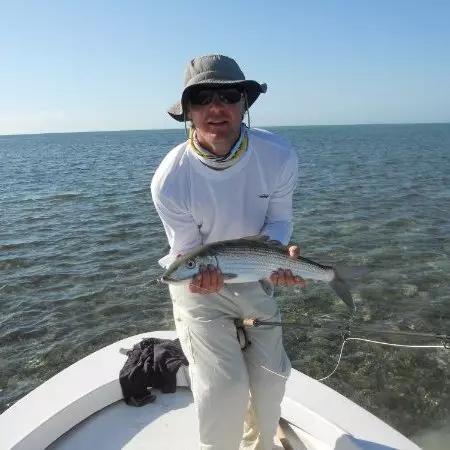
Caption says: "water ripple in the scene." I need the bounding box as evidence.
[0,125,449,440]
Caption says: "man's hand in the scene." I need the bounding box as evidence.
[189,265,224,294]
[270,245,306,287]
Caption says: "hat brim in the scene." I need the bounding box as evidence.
[167,80,267,122]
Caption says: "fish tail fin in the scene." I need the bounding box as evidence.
[332,264,369,280]
[329,264,366,311]
[330,275,355,311]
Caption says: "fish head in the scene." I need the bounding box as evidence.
[161,254,215,284]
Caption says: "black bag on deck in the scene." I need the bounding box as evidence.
[119,337,188,407]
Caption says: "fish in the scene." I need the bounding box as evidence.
[160,235,364,310]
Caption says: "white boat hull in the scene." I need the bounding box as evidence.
[0,330,420,450]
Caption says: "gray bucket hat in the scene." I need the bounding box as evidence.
[167,54,267,122]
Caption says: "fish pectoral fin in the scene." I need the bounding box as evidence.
[241,234,271,242]
[222,273,238,280]
[267,239,283,246]
[330,277,355,311]
[241,234,285,248]
[259,279,275,296]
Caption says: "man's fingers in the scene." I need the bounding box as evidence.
[200,266,211,291]
[270,269,306,288]
[285,270,295,286]
[189,266,223,294]
[207,265,218,290]
[189,274,202,293]
[270,272,279,285]
[209,267,224,292]
[286,270,299,287]
[217,269,224,291]
[289,245,300,259]
[277,269,286,285]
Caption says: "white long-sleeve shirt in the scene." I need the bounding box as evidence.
[151,128,298,267]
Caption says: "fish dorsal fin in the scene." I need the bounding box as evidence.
[241,235,284,246]
[240,235,287,251]
[241,234,271,242]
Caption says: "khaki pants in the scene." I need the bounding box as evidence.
[169,282,291,450]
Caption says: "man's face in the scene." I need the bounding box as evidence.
[187,87,245,150]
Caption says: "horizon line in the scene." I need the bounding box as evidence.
[1,120,449,138]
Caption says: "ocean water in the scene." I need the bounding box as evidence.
[1,124,449,445]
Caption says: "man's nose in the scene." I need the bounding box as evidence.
[209,92,225,108]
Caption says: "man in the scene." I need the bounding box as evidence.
[151,54,303,450]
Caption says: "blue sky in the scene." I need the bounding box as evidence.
[1,0,450,134]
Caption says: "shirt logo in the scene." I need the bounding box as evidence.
[258,194,269,198]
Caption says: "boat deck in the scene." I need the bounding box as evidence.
[47,387,321,450]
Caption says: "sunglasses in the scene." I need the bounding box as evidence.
[189,88,243,106]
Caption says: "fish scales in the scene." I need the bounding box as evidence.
[199,242,335,282]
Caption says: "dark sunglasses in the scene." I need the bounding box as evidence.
[189,88,243,106]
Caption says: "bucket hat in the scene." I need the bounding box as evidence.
[167,54,267,122]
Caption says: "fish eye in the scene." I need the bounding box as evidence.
[185,258,196,269]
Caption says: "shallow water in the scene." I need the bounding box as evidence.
[1,124,449,444]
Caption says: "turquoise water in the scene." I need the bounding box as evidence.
[1,124,449,443]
